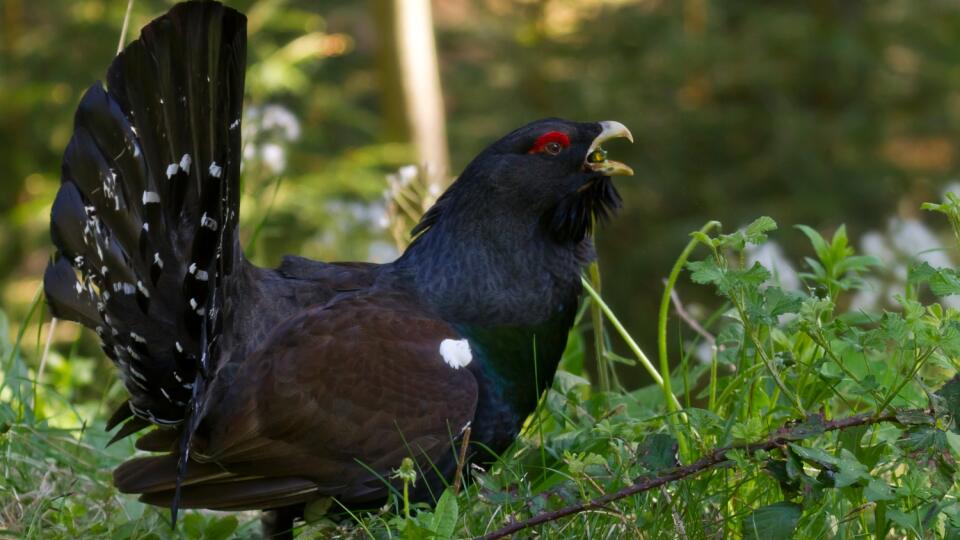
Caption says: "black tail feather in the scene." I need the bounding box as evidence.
[42,0,247,524]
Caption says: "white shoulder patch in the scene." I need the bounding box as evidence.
[439,338,472,369]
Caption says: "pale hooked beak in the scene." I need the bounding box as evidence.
[585,120,634,177]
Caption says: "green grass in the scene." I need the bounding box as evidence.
[6,199,960,538]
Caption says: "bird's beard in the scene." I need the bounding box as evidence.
[544,176,622,243]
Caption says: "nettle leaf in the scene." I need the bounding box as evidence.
[898,426,947,454]
[742,502,802,540]
[688,258,725,288]
[745,216,778,242]
[748,286,806,325]
[738,262,773,289]
[909,262,960,296]
[720,216,778,250]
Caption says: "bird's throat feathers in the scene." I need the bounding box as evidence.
[395,193,593,327]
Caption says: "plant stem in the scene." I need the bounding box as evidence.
[580,278,680,411]
[656,221,720,456]
[588,262,611,392]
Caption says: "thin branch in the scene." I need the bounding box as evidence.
[666,281,715,346]
[477,409,932,540]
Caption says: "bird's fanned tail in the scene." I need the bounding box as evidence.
[41,1,247,524]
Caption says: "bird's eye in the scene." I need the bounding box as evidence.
[528,131,570,155]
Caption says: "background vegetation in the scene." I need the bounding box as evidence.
[3,0,960,537]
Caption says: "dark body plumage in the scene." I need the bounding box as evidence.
[43,1,631,532]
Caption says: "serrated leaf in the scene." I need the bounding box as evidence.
[909,262,960,296]
[737,262,772,287]
[688,259,725,287]
[745,216,778,241]
[430,489,458,539]
[742,502,802,540]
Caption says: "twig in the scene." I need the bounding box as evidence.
[477,409,931,540]
[666,282,715,346]
[453,425,472,494]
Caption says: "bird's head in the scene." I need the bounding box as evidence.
[411,118,634,245]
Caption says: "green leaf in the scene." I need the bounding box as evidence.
[864,478,895,502]
[833,449,870,488]
[202,516,239,540]
[736,262,772,288]
[742,502,802,540]
[430,489,459,539]
[795,224,830,262]
[788,443,838,468]
[909,262,960,296]
[304,497,333,523]
[745,216,778,243]
[935,375,960,431]
[637,433,679,472]
[688,258,725,287]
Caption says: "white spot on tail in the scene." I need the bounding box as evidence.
[439,339,472,369]
[195,269,209,281]
[142,222,150,232]
[136,281,149,298]
[208,161,222,178]
[113,282,135,295]
[179,153,192,173]
[130,332,147,344]
[230,119,240,130]
[200,213,218,231]
[142,191,160,204]
[153,252,164,269]
[165,163,179,178]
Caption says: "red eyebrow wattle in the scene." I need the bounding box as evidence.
[529,131,570,154]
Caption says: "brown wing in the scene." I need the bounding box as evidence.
[114,291,478,510]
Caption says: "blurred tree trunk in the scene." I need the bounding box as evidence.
[373,0,450,188]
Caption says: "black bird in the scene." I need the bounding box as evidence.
[42,1,633,536]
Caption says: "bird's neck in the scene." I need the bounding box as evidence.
[391,211,591,327]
